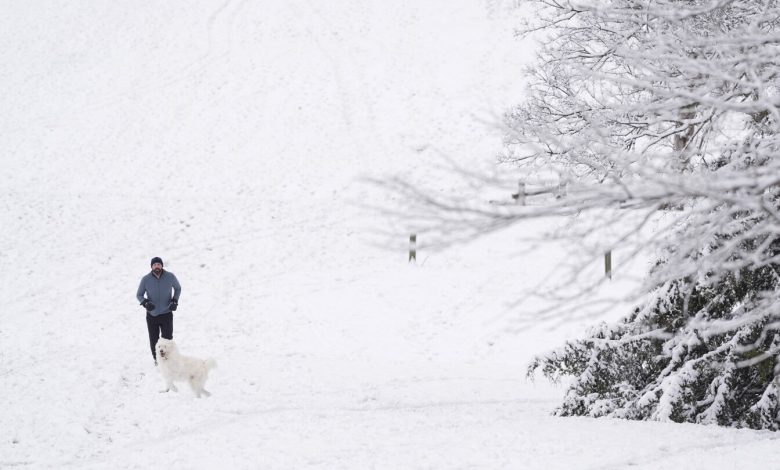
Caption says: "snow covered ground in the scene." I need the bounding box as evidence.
[1,1,779,468]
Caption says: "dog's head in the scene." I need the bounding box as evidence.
[155,338,178,361]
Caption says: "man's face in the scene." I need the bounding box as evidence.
[152,262,163,274]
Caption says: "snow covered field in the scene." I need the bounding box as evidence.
[2,1,779,468]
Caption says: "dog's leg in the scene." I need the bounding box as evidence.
[189,376,211,398]
[160,378,178,393]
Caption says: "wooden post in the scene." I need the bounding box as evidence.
[409,234,417,263]
[555,181,567,199]
[605,251,612,280]
[512,181,526,205]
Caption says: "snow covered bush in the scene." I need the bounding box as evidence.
[529,248,780,428]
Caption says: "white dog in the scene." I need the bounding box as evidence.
[155,338,216,398]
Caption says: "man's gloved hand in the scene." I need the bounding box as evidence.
[169,299,178,311]
[141,299,156,311]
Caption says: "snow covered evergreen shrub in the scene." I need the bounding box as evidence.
[530,238,780,429]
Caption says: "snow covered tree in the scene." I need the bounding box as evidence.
[374,0,780,428]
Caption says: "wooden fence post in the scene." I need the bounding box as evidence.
[409,234,417,264]
[512,181,526,205]
[605,251,612,279]
[556,181,567,199]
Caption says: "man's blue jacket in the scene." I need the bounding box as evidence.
[136,270,181,316]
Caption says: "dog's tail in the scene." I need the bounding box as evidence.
[205,358,217,370]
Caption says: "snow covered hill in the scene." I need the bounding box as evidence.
[2,1,779,468]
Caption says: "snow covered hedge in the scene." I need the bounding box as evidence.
[529,248,780,428]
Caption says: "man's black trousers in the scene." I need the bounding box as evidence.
[146,312,173,361]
